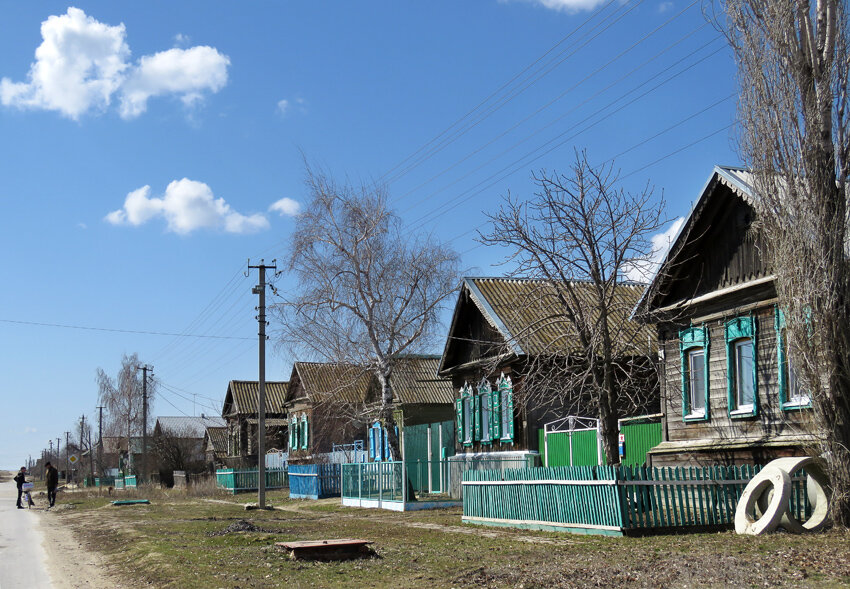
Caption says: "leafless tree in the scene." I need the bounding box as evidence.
[153,425,206,476]
[480,151,666,463]
[721,0,850,525]
[275,168,462,458]
[96,353,155,465]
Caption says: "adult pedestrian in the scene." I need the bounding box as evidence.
[45,462,59,508]
[13,467,27,509]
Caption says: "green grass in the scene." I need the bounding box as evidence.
[53,488,850,589]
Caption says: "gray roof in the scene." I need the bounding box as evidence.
[155,415,226,439]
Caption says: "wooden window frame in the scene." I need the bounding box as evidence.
[478,379,492,444]
[680,326,710,422]
[497,373,514,443]
[775,308,812,410]
[725,316,758,418]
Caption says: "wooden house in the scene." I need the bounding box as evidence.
[438,277,657,463]
[204,426,228,468]
[220,380,289,468]
[285,357,457,464]
[633,166,817,466]
[152,415,226,480]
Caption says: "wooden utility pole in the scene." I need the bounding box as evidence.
[136,365,152,483]
[249,259,276,509]
[80,416,85,483]
[64,432,70,482]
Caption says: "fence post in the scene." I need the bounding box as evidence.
[358,463,362,502]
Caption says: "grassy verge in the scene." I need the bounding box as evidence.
[50,487,850,588]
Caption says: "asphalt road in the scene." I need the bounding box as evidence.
[0,479,53,589]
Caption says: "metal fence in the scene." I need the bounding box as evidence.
[463,464,812,536]
[215,468,288,494]
[288,463,341,499]
[342,461,406,503]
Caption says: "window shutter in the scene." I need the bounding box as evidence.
[369,426,376,460]
[491,386,501,440]
[505,385,514,441]
[455,396,463,443]
[473,393,481,441]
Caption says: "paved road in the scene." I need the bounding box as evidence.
[0,479,53,589]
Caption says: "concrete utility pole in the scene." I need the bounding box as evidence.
[136,365,153,483]
[249,259,276,509]
[97,406,104,477]
[80,416,85,483]
[65,432,70,482]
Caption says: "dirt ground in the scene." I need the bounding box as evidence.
[41,488,850,588]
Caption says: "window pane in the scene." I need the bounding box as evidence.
[735,339,754,407]
[501,390,511,438]
[481,393,491,441]
[463,398,472,443]
[688,350,705,412]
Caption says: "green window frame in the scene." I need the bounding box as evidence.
[300,413,309,450]
[726,316,758,417]
[775,308,812,410]
[680,326,709,421]
[478,379,492,444]
[289,416,298,451]
[497,373,514,443]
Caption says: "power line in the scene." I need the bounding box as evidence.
[0,318,253,340]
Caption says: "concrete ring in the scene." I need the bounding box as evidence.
[735,466,792,535]
[767,457,830,533]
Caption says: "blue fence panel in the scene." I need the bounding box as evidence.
[288,463,341,499]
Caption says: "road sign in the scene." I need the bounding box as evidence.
[69,455,78,464]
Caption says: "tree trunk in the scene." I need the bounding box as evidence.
[377,371,416,502]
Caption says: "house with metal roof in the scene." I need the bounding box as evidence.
[152,415,227,480]
[438,277,658,465]
[220,380,289,468]
[632,166,817,466]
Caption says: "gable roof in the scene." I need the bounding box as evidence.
[222,380,289,417]
[204,426,227,455]
[439,277,651,374]
[389,356,455,405]
[632,165,767,319]
[289,362,375,404]
[155,415,226,439]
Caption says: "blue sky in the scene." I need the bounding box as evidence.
[0,0,738,469]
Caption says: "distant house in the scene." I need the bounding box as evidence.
[438,277,657,464]
[285,357,456,465]
[220,380,289,468]
[153,415,227,479]
[633,166,817,466]
[204,426,228,468]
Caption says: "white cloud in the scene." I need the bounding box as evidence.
[77,222,87,230]
[277,99,289,115]
[506,0,609,13]
[105,179,269,235]
[24,427,37,434]
[174,33,190,46]
[622,217,685,283]
[658,1,674,12]
[119,46,229,118]
[269,197,300,216]
[1,7,229,120]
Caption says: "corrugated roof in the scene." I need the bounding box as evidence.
[391,356,455,405]
[205,426,227,455]
[293,363,375,404]
[224,380,288,416]
[467,277,652,357]
[156,416,226,438]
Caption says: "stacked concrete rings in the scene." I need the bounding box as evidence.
[734,456,830,535]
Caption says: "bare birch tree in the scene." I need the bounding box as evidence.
[480,151,665,463]
[721,0,850,525]
[96,353,155,464]
[276,168,461,459]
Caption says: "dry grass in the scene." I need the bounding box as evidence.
[46,489,850,589]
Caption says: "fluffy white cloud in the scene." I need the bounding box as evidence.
[269,197,300,216]
[277,99,289,115]
[506,0,609,12]
[105,179,269,235]
[119,46,229,118]
[0,7,229,120]
[622,217,685,283]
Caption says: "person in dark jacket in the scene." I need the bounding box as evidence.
[13,467,27,509]
[45,462,59,508]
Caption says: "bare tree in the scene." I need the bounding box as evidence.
[96,353,155,467]
[276,168,461,458]
[722,0,850,525]
[480,151,665,463]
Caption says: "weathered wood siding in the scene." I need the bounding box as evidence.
[659,305,812,460]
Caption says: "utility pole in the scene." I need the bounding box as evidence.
[249,259,276,509]
[49,439,53,461]
[136,365,153,483]
[80,416,85,483]
[65,432,70,482]
[56,437,60,471]
[97,406,104,477]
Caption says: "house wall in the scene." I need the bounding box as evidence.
[655,303,814,466]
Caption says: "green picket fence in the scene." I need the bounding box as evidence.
[215,468,288,494]
[125,475,137,488]
[463,464,813,535]
[114,477,125,490]
[342,462,405,503]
